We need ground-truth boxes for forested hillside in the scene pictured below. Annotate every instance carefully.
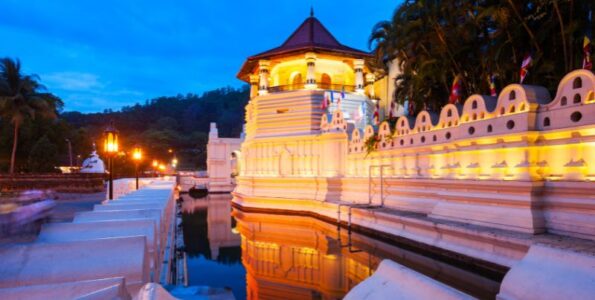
[0,85,249,172]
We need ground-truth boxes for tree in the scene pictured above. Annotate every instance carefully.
[369,0,594,112]
[27,135,59,172]
[0,58,63,173]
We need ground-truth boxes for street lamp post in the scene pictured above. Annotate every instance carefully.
[132,146,142,190]
[104,122,119,200]
[152,160,158,177]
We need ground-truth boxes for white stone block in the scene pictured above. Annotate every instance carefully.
[498,244,595,300]
[0,236,150,295]
[0,277,130,300]
[37,220,159,274]
[344,259,475,300]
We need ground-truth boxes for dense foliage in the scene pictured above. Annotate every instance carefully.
[61,86,249,172]
[370,0,594,112]
[0,58,64,173]
[0,56,249,173]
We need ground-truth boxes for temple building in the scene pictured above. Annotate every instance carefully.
[237,10,385,136]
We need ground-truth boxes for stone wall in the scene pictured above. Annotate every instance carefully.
[0,173,105,193]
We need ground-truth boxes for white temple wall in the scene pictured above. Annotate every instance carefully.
[236,70,595,240]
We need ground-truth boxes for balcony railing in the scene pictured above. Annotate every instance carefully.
[267,84,357,93]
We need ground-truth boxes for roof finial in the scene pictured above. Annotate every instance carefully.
[310,6,314,17]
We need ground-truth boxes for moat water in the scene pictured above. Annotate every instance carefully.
[181,194,501,300]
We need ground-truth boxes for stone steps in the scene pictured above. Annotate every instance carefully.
[0,179,176,299]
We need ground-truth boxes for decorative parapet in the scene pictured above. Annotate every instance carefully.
[342,70,593,149]
[321,109,347,133]
[340,69,595,181]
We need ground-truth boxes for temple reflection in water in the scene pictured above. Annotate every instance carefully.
[182,194,499,300]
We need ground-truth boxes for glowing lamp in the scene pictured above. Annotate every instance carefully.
[103,123,119,155]
[132,146,143,190]
[103,122,119,200]
[133,147,142,161]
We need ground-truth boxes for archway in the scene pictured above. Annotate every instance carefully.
[291,73,303,87]
[320,73,332,89]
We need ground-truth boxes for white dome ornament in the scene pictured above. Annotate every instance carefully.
[80,144,106,173]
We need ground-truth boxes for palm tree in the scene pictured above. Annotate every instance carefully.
[0,58,62,173]
[370,0,593,111]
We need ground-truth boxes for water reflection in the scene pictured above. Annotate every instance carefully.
[233,210,500,300]
[181,194,245,299]
[182,193,500,300]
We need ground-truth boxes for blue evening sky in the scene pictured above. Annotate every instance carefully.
[0,0,396,112]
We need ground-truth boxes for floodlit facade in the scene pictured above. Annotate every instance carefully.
[231,12,595,292]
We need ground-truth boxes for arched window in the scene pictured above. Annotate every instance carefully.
[574,93,581,104]
[472,100,477,109]
[509,90,516,100]
[543,117,551,127]
[291,73,303,86]
[320,73,331,88]
[573,77,582,89]
[561,96,567,106]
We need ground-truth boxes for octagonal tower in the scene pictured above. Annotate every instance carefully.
[238,10,376,140]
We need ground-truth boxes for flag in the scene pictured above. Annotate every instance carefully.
[408,99,415,116]
[520,54,532,84]
[583,35,592,70]
[329,91,334,104]
[321,93,329,110]
[488,74,497,97]
[373,102,380,126]
[448,75,462,104]
[389,101,395,119]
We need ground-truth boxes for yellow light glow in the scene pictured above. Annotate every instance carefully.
[104,132,119,153]
[172,158,178,165]
[152,160,158,167]
[133,147,142,161]
[158,164,166,171]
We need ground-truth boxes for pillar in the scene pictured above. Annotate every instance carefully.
[354,59,365,94]
[305,52,317,89]
[249,74,259,99]
[258,60,270,96]
[365,73,376,98]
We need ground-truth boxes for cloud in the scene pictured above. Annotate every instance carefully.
[41,72,104,91]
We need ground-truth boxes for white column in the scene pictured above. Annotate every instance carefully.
[354,59,365,94]
[258,60,270,96]
[365,73,376,98]
[305,52,317,89]
[249,74,259,99]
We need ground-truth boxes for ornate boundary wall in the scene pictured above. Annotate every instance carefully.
[235,70,595,241]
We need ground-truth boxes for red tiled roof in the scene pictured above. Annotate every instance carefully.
[237,14,372,82]
[248,16,371,60]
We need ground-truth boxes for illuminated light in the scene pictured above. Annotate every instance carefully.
[132,146,142,161]
[152,160,158,168]
[159,164,166,171]
[103,123,119,154]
